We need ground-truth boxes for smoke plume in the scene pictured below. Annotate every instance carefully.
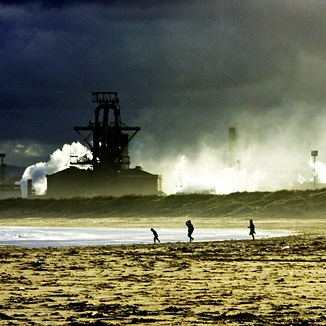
[20,142,91,197]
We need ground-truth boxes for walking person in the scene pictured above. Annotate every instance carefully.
[150,228,160,243]
[186,220,194,242]
[248,219,256,240]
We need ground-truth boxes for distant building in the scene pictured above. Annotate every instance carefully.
[0,184,21,198]
[0,158,24,198]
[46,166,163,198]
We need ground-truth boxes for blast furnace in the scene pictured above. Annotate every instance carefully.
[46,92,163,198]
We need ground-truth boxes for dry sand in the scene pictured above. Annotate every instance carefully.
[0,217,326,325]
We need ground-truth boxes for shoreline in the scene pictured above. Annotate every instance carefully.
[0,226,293,247]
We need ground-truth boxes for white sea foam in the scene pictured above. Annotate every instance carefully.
[0,227,292,247]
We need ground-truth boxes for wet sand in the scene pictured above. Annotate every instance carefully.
[0,218,326,325]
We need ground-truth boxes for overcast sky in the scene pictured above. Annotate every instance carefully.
[2,0,326,193]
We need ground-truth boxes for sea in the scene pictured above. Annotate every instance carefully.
[0,227,292,247]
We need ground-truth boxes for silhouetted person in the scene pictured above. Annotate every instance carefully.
[248,219,256,240]
[150,228,160,243]
[186,220,194,242]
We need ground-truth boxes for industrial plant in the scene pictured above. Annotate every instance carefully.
[0,153,22,198]
[43,92,163,198]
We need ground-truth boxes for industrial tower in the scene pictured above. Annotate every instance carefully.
[72,92,140,172]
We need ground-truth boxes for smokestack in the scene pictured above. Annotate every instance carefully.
[229,127,236,168]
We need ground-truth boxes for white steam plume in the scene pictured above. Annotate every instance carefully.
[169,154,290,195]
[309,159,326,184]
[20,142,91,197]
[132,142,319,195]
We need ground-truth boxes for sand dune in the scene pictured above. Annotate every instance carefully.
[1,189,326,219]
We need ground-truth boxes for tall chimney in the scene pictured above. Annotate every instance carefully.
[229,127,236,168]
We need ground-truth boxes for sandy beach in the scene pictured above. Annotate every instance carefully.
[0,215,326,325]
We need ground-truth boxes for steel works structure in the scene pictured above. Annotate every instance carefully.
[45,92,163,198]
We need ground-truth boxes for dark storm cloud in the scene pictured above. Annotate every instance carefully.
[1,0,326,186]
[0,0,118,8]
